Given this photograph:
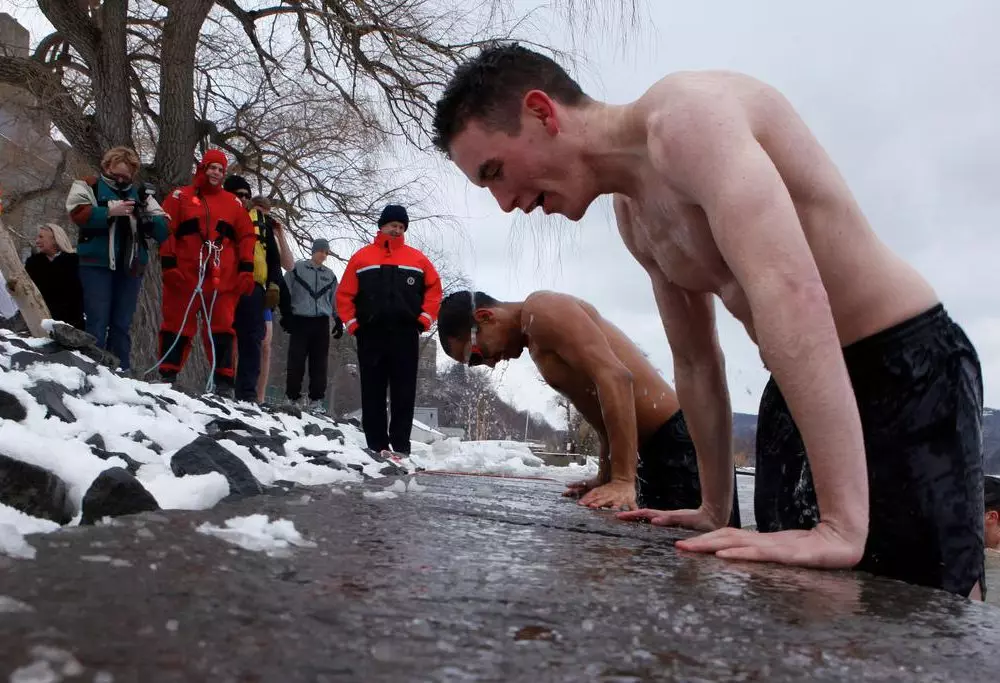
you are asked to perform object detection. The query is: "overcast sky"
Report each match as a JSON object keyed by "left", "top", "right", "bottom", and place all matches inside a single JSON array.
[
  {"left": 417, "top": 0, "right": 1000, "bottom": 428},
  {"left": 8, "top": 1, "right": 999, "bottom": 429}
]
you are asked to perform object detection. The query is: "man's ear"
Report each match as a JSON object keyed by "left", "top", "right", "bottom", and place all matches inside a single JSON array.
[
  {"left": 989, "top": 510, "right": 1000, "bottom": 524},
  {"left": 473, "top": 308, "right": 496, "bottom": 325},
  {"left": 523, "top": 90, "right": 559, "bottom": 135}
]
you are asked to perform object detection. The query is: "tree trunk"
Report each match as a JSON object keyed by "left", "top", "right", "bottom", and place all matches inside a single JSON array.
[
  {"left": 0, "top": 216, "right": 51, "bottom": 338},
  {"left": 156, "top": 1, "right": 216, "bottom": 187},
  {"left": 92, "top": 0, "right": 134, "bottom": 149}
]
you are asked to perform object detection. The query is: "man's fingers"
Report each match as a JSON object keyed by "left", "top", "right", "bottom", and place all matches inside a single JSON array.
[
  {"left": 616, "top": 508, "right": 662, "bottom": 522},
  {"left": 675, "top": 528, "right": 756, "bottom": 552}
]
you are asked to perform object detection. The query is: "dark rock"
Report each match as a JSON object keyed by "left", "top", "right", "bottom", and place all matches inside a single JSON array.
[
  {"left": 76, "top": 344, "right": 120, "bottom": 370},
  {"left": 196, "top": 395, "right": 230, "bottom": 412},
  {"left": 378, "top": 462, "right": 407, "bottom": 477},
  {"left": 299, "top": 448, "right": 332, "bottom": 459},
  {"left": 0, "top": 389, "right": 27, "bottom": 422},
  {"left": 210, "top": 431, "right": 286, "bottom": 458},
  {"left": 49, "top": 323, "right": 96, "bottom": 350},
  {"left": 136, "top": 389, "right": 177, "bottom": 407},
  {"left": 346, "top": 463, "right": 372, "bottom": 480},
  {"left": 7, "top": 338, "right": 61, "bottom": 355},
  {"left": 307, "top": 456, "right": 345, "bottom": 470},
  {"left": 0, "top": 453, "right": 74, "bottom": 524},
  {"left": 170, "top": 436, "right": 263, "bottom": 498},
  {"left": 344, "top": 417, "right": 361, "bottom": 428},
  {"left": 80, "top": 468, "right": 159, "bottom": 525},
  {"left": 205, "top": 417, "right": 265, "bottom": 436},
  {"left": 84, "top": 434, "right": 106, "bottom": 451},
  {"left": 127, "top": 431, "right": 162, "bottom": 454},
  {"left": 90, "top": 447, "right": 143, "bottom": 476},
  {"left": 25, "top": 381, "right": 76, "bottom": 423},
  {"left": 303, "top": 423, "right": 322, "bottom": 437},
  {"left": 9, "top": 350, "right": 45, "bottom": 369},
  {"left": 321, "top": 428, "right": 345, "bottom": 443},
  {"left": 277, "top": 404, "right": 302, "bottom": 418},
  {"left": 42, "top": 350, "right": 99, "bottom": 376},
  {"left": 247, "top": 446, "right": 270, "bottom": 463}
]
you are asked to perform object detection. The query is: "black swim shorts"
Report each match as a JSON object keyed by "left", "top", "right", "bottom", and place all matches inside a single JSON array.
[
  {"left": 754, "top": 304, "right": 985, "bottom": 597},
  {"left": 637, "top": 410, "right": 742, "bottom": 528}
]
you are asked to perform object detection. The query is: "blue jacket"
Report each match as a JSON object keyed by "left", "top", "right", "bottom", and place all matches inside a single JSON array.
[{"left": 66, "top": 175, "right": 169, "bottom": 272}]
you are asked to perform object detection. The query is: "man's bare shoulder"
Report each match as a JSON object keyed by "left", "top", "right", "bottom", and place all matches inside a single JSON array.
[
  {"left": 523, "top": 291, "right": 600, "bottom": 339},
  {"left": 634, "top": 71, "right": 785, "bottom": 150}
]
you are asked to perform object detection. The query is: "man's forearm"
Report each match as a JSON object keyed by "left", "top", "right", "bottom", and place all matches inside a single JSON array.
[
  {"left": 674, "top": 352, "right": 733, "bottom": 525},
  {"left": 595, "top": 369, "right": 639, "bottom": 483},
  {"left": 753, "top": 288, "right": 868, "bottom": 539}
]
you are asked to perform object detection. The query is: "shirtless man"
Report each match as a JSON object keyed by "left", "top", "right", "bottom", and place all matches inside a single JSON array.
[
  {"left": 431, "top": 44, "right": 984, "bottom": 597},
  {"left": 437, "top": 288, "right": 741, "bottom": 524}
]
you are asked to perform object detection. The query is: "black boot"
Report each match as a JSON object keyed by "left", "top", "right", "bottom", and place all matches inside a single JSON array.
[{"left": 213, "top": 374, "right": 235, "bottom": 399}]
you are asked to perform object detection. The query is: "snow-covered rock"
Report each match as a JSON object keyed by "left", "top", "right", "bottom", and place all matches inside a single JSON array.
[{"left": 0, "top": 325, "right": 597, "bottom": 559}]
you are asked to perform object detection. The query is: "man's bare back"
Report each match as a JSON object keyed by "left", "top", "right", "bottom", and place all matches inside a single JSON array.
[
  {"left": 434, "top": 45, "right": 984, "bottom": 594},
  {"left": 437, "top": 289, "right": 700, "bottom": 511},
  {"left": 523, "top": 291, "right": 679, "bottom": 508},
  {"left": 614, "top": 71, "right": 937, "bottom": 347}
]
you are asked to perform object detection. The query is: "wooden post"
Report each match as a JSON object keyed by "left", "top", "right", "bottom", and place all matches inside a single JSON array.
[{"left": 0, "top": 214, "right": 51, "bottom": 338}]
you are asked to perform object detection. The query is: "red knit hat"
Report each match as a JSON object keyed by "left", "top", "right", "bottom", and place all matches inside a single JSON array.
[
  {"left": 194, "top": 149, "right": 228, "bottom": 193},
  {"left": 199, "top": 149, "right": 228, "bottom": 172}
]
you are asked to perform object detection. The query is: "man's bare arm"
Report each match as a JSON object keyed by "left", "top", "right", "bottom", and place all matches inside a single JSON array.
[
  {"left": 650, "top": 279, "right": 734, "bottom": 528},
  {"left": 654, "top": 86, "right": 868, "bottom": 564},
  {"left": 526, "top": 295, "right": 639, "bottom": 487}
]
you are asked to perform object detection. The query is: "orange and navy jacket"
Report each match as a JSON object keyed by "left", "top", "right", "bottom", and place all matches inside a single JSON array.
[
  {"left": 159, "top": 184, "right": 255, "bottom": 291},
  {"left": 336, "top": 232, "right": 442, "bottom": 335}
]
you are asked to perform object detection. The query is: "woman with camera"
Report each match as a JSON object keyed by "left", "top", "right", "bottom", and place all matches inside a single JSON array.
[{"left": 66, "top": 146, "right": 169, "bottom": 371}]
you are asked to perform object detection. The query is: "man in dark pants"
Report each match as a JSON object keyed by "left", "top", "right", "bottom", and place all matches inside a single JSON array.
[
  {"left": 281, "top": 238, "right": 344, "bottom": 411},
  {"left": 224, "top": 174, "right": 286, "bottom": 403},
  {"left": 336, "top": 205, "right": 442, "bottom": 456}
]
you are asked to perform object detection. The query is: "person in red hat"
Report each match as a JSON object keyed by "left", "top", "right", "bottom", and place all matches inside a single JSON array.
[{"left": 157, "top": 149, "right": 256, "bottom": 395}]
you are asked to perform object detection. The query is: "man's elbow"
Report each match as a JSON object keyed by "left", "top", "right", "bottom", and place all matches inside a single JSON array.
[{"left": 596, "top": 366, "right": 635, "bottom": 394}]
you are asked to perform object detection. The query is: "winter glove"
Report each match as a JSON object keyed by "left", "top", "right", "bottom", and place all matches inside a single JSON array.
[
  {"left": 332, "top": 316, "right": 344, "bottom": 339},
  {"left": 238, "top": 271, "right": 255, "bottom": 297},
  {"left": 263, "top": 283, "right": 280, "bottom": 310}
]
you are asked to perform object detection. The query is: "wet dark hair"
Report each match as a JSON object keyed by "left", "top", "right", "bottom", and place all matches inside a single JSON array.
[
  {"left": 437, "top": 290, "right": 500, "bottom": 356},
  {"left": 432, "top": 42, "right": 589, "bottom": 154}
]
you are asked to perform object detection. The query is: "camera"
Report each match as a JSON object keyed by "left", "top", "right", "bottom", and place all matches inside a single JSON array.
[{"left": 133, "top": 182, "right": 157, "bottom": 221}]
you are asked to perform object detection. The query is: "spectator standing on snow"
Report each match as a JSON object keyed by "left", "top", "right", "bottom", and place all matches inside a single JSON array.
[
  {"left": 251, "top": 195, "right": 295, "bottom": 403},
  {"left": 223, "top": 175, "right": 288, "bottom": 403},
  {"left": 66, "top": 146, "right": 169, "bottom": 370},
  {"left": 336, "top": 205, "right": 442, "bottom": 456},
  {"left": 157, "top": 150, "right": 256, "bottom": 396},
  {"left": 24, "top": 223, "right": 85, "bottom": 330},
  {"left": 281, "top": 238, "right": 343, "bottom": 411}
]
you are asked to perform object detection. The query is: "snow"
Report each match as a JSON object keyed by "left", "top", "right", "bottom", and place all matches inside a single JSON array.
[
  {"left": 196, "top": 514, "right": 316, "bottom": 557},
  {"left": 0, "top": 327, "right": 599, "bottom": 556},
  {"left": 410, "top": 439, "right": 597, "bottom": 483}
]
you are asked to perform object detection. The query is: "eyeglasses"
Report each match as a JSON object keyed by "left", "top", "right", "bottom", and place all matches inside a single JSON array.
[
  {"left": 236, "top": 191, "right": 251, "bottom": 199},
  {"left": 465, "top": 326, "right": 485, "bottom": 367}
]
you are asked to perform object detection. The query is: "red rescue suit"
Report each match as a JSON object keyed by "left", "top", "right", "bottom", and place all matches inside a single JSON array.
[{"left": 158, "top": 150, "right": 255, "bottom": 383}]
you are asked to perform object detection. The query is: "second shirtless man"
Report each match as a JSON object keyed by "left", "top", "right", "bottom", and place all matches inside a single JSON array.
[{"left": 437, "top": 288, "right": 740, "bottom": 526}]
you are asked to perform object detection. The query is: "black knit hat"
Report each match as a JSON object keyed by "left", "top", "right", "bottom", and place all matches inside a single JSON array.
[
  {"left": 378, "top": 204, "right": 409, "bottom": 230},
  {"left": 986, "top": 476, "right": 1000, "bottom": 510},
  {"left": 223, "top": 175, "right": 252, "bottom": 195}
]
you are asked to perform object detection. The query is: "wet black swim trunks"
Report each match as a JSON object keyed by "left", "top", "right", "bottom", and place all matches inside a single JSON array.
[
  {"left": 754, "top": 304, "right": 985, "bottom": 597},
  {"left": 637, "top": 410, "right": 742, "bottom": 528}
]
